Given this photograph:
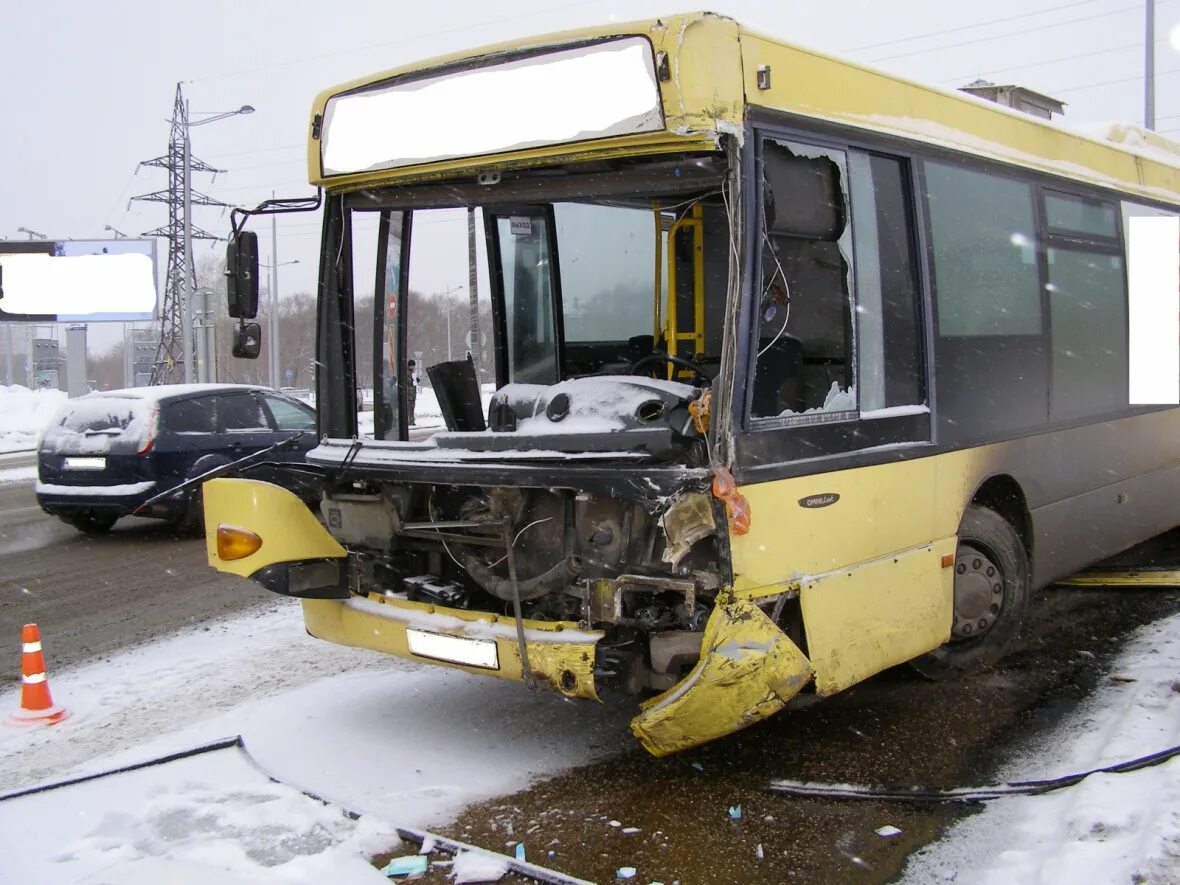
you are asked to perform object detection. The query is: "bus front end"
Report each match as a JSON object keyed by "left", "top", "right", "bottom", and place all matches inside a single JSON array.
[{"left": 206, "top": 13, "right": 818, "bottom": 756}]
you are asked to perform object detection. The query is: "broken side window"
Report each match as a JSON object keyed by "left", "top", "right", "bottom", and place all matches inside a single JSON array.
[{"left": 752, "top": 139, "right": 857, "bottom": 420}]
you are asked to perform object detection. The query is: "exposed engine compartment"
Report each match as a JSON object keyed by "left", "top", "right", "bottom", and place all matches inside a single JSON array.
[{"left": 313, "top": 375, "right": 730, "bottom": 693}]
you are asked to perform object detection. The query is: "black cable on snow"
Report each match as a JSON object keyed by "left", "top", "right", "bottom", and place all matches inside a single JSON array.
[
  {"left": 765, "top": 741, "right": 1180, "bottom": 803},
  {"left": 0, "top": 735, "right": 244, "bottom": 802}
]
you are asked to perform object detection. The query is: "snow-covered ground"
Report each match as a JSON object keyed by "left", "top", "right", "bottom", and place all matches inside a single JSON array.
[
  {"left": 901, "top": 611, "right": 1180, "bottom": 884},
  {"left": 0, "top": 601, "right": 632, "bottom": 883}
]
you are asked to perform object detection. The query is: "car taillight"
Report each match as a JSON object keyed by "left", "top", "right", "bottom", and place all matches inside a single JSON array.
[{"left": 138, "top": 405, "right": 159, "bottom": 455}]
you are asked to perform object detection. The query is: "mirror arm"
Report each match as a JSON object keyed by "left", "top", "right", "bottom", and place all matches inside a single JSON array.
[{"left": 230, "top": 189, "right": 323, "bottom": 237}]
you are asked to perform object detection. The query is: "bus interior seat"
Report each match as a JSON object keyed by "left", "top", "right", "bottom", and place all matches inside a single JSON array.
[
  {"left": 753, "top": 334, "right": 805, "bottom": 415},
  {"left": 760, "top": 143, "right": 853, "bottom": 412},
  {"left": 427, "top": 354, "right": 486, "bottom": 432}
]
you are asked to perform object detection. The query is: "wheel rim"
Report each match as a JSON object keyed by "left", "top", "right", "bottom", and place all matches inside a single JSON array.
[{"left": 950, "top": 543, "right": 1004, "bottom": 641}]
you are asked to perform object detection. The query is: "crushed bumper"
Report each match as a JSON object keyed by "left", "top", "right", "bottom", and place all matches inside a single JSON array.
[{"left": 630, "top": 596, "right": 813, "bottom": 756}]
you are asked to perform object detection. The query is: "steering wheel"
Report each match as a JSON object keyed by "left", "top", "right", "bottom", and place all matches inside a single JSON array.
[{"left": 629, "top": 351, "right": 711, "bottom": 383}]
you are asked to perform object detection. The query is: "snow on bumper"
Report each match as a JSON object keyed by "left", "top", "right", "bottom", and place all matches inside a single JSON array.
[
  {"left": 34, "top": 480, "right": 156, "bottom": 498},
  {"left": 301, "top": 595, "right": 604, "bottom": 701}
]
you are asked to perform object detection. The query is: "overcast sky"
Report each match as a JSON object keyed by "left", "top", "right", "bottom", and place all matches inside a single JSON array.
[{"left": 2, "top": 0, "right": 1178, "bottom": 352}]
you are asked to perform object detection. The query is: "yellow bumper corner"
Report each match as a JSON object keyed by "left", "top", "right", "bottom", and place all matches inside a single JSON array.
[
  {"left": 204, "top": 477, "right": 344, "bottom": 576},
  {"left": 630, "top": 596, "right": 813, "bottom": 756}
]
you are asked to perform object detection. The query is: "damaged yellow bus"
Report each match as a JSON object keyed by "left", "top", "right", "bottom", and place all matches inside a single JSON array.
[{"left": 206, "top": 13, "right": 1180, "bottom": 756}]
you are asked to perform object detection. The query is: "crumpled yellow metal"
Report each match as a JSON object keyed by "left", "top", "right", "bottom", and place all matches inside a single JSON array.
[{"left": 630, "top": 596, "right": 813, "bottom": 756}]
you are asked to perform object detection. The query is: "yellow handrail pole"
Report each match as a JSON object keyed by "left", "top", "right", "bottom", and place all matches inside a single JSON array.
[
  {"left": 690, "top": 204, "right": 705, "bottom": 358},
  {"left": 653, "top": 203, "right": 663, "bottom": 341}
]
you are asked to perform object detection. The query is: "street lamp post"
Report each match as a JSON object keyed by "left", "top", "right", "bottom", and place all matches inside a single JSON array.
[
  {"left": 104, "top": 225, "right": 127, "bottom": 239},
  {"left": 16, "top": 227, "right": 47, "bottom": 240},
  {"left": 181, "top": 101, "right": 254, "bottom": 384},
  {"left": 260, "top": 258, "right": 299, "bottom": 387},
  {"left": 443, "top": 283, "right": 464, "bottom": 362}
]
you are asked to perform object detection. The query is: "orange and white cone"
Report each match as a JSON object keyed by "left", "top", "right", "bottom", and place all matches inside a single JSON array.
[{"left": 8, "top": 624, "right": 68, "bottom": 726}]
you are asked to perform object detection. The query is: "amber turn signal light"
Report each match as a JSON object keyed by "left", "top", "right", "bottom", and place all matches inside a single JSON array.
[
  {"left": 711, "top": 467, "right": 752, "bottom": 536},
  {"left": 217, "top": 525, "right": 263, "bottom": 561}
]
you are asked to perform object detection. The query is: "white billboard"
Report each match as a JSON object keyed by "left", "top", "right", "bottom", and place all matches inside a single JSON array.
[{"left": 0, "top": 238, "right": 158, "bottom": 322}]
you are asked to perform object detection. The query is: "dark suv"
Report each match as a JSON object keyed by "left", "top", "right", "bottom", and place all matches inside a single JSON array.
[{"left": 35, "top": 384, "right": 318, "bottom": 533}]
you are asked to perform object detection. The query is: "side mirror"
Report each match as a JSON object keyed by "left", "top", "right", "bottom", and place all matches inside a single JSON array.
[
  {"left": 226, "top": 231, "right": 259, "bottom": 319},
  {"left": 232, "top": 322, "right": 262, "bottom": 359}
]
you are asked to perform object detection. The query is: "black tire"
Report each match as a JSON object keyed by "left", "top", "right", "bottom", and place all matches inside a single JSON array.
[
  {"left": 62, "top": 512, "right": 118, "bottom": 534},
  {"left": 911, "top": 505, "right": 1030, "bottom": 679},
  {"left": 174, "top": 483, "right": 205, "bottom": 536}
]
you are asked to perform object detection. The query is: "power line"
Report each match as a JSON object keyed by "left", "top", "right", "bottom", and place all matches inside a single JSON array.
[
  {"left": 939, "top": 40, "right": 1146, "bottom": 84},
  {"left": 867, "top": 2, "right": 1172, "bottom": 64},
  {"left": 101, "top": 165, "right": 145, "bottom": 230},
  {"left": 203, "top": 142, "right": 304, "bottom": 161},
  {"left": 844, "top": 0, "right": 1103, "bottom": 52},
  {"left": 1049, "top": 66, "right": 1180, "bottom": 95}
]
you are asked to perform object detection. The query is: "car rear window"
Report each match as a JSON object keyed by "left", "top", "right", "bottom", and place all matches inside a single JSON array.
[
  {"left": 56, "top": 397, "right": 141, "bottom": 434},
  {"left": 41, "top": 395, "right": 155, "bottom": 454}
]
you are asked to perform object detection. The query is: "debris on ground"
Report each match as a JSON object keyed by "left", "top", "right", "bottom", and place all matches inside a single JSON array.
[
  {"left": 381, "top": 854, "right": 429, "bottom": 877},
  {"left": 875, "top": 825, "right": 902, "bottom": 838},
  {"left": 451, "top": 848, "right": 511, "bottom": 884},
  {"left": 728, "top": 804, "right": 742, "bottom": 820}
]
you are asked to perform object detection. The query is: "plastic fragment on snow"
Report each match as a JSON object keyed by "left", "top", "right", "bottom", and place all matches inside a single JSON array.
[
  {"left": 691, "top": 762, "right": 705, "bottom": 771},
  {"left": 609, "top": 819, "right": 622, "bottom": 827},
  {"left": 616, "top": 867, "right": 638, "bottom": 879},
  {"left": 515, "top": 842, "right": 526, "bottom": 861},
  {"left": 728, "top": 804, "right": 742, "bottom": 820},
  {"left": 622, "top": 826, "right": 641, "bottom": 834},
  {"left": 875, "top": 825, "right": 902, "bottom": 838},
  {"left": 381, "top": 854, "right": 429, "bottom": 877},
  {"left": 452, "top": 849, "right": 511, "bottom": 884},
  {"left": 419, "top": 834, "right": 436, "bottom": 854},
  {"left": 756, "top": 843, "right": 764, "bottom": 860}
]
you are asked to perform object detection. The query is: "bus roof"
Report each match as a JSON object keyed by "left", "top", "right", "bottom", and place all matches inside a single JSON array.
[{"left": 307, "top": 11, "right": 1180, "bottom": 204}]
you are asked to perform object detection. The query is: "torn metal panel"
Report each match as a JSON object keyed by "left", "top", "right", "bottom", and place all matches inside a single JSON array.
[
  {"left": 660, "top": 492, "right": 716, "bottom": 567},
  {"left": 630, "top": 595, "right": 812, "bottom": 756}
]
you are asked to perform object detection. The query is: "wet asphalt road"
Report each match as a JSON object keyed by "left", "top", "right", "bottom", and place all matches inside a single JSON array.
[
  {"left": 428, "top": 560, "right": 1180, "bottom": 884},
  {"left": 0, "top": 473, "right": 271, "bottom": 683},
  {"left": 3, "top": 467, "right": 1179, "bottom": 883}
]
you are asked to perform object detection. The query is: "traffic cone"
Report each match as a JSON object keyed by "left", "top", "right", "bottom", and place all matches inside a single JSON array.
[{"left": 8, "top": 624, "right": 68, "bottom": 726}]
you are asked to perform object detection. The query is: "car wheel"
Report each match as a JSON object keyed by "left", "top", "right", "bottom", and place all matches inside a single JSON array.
[
  {"left": 175, "top": 483, "right": 205, "bottom": 537},
  {"left": 910, "top": 505, "right": 1030, "bottom": 679},
  {"left": 64, "top": 512, "right": 118, "bottom": 534}
]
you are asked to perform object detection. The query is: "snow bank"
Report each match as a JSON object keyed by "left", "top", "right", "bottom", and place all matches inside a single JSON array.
[
  {"left": 0, "top": 385, "right": 67, "bottom": 453},
  {"left": 902, "top": 611, "right": 1180, "bottom": 884}
]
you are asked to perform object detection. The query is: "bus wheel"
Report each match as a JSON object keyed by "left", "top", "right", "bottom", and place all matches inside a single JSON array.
[{"left": 911, "top": 505, "right": 1029, "bottom": 679}]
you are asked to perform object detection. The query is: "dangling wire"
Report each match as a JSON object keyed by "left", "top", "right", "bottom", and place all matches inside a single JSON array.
[{"left": 756, "top": 228, "right": 792, "bottom": 359}]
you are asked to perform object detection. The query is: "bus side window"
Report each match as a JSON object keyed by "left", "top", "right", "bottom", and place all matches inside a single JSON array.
[
  {"left": 848, "top": 153, "right": 924, "bottom": 412},
  {"left": 753, "top": 139, "right": 856, "bottom": 419}
]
